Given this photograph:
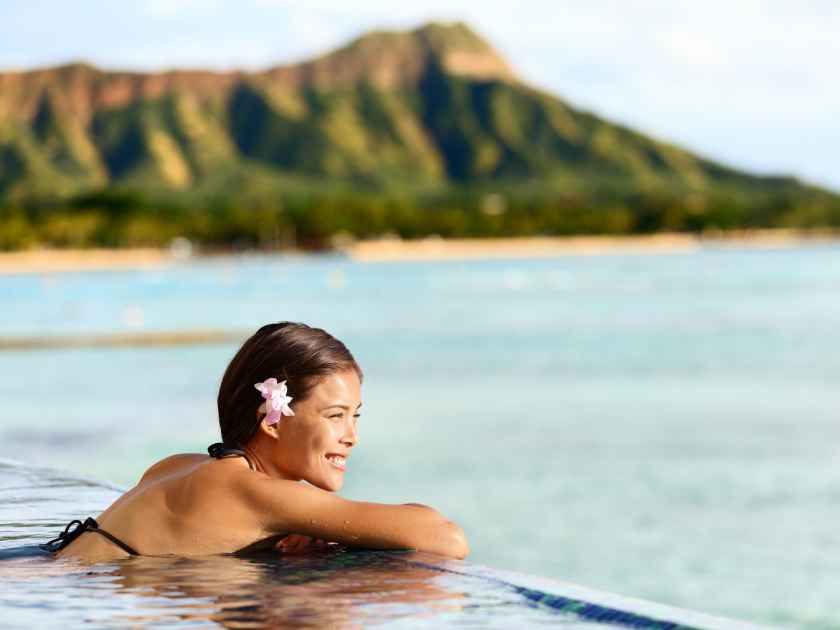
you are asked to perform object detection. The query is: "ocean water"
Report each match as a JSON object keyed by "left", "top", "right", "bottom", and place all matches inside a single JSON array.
[{"left": 1, "top": 244, "right": 839, "bottom": 628}]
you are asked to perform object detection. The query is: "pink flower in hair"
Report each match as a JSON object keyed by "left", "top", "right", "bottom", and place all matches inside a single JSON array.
[{"left": 254, "top": 378, "right": 295, "bottom": 425}]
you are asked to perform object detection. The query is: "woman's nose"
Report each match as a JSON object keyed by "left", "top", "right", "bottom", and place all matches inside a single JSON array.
[{"left": 341, "top": 418, "right": 359, "bottom": 447}]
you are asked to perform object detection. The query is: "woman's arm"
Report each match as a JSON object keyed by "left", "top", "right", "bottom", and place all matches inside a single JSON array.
[{"left": 240, "top": 477, "right": 469, "bottom": 559}]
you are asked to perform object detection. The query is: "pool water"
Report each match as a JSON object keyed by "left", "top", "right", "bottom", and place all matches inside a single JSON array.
[{"left": 0, "top": 459, "right": 761, "bottom": 629}]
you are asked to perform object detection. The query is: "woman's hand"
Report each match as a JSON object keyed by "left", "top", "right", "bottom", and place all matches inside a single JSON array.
[{"left": 274, "top": 534, "right": 335, "bottom": 554}]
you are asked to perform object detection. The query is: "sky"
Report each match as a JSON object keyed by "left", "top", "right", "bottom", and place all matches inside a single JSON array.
[{"left": 2, "top": 1, "right": 838, "bottom": 191}]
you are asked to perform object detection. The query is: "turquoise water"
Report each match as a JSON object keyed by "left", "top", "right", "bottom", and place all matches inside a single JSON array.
[{"left": 1, "top": 245, "right": 839, "bottom": 627}]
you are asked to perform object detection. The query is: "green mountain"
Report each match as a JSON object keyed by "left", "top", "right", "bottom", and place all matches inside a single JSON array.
[{"left": 0, "top": 21, "right": 837, "bottom": 248}]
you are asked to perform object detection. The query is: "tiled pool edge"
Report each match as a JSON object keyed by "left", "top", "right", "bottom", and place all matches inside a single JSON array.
[{"left": 398, "top": 553, "right": 774, "bottom": 630}]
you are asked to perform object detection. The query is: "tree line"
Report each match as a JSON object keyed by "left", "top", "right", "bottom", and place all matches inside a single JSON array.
[{"left": 2, "top": 186, "right": 839, "bottom": 251}]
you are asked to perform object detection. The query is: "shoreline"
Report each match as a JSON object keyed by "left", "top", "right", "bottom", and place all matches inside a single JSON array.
[
  {"left": 0, "top": 230, "right": 836, "bottom": 274},
  {"left": 0, "top": 329, "right": 248, "bottom": 351},
  {"left": 0, "top": 247, "right": 175, "bottom": 276},
  {"left": 345, "top": 229, "right": 838, "bottom": 262}
]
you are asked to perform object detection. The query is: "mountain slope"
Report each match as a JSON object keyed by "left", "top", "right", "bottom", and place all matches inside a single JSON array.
[{"left": 0, "top": 21, "right": 837, "bottom": 248}]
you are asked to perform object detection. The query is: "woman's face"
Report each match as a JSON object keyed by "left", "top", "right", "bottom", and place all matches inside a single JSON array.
[{"left": 271, "top": 369, "right": 362, "bottom": 492}]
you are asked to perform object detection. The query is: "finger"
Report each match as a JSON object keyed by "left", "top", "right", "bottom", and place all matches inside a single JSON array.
[
  {"left": 277, "top": 534, "right": 304, "bottom": 553},
  {"left": 291, "top": 535, "right": 314, "bottom": 553},
  {"left": 287, "top": 543, "right": 310, "bottom": 554}
]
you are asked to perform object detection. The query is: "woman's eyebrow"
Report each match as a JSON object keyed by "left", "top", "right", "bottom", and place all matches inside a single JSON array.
[{"left": 321, "top": 402, "right": 363, "bottom": 411}]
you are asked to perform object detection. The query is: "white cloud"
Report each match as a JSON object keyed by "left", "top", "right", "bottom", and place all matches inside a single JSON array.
[{"left": 140, "top": 0, "right": 221, "bottom": 17}]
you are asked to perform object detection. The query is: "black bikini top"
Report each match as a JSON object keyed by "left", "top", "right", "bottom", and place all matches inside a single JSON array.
[
  {"left": 207, "top": 442, "right": 257, "bottom": 471},
  {"left": 41, "top": 445, "right": 257, "bottom": 557}
]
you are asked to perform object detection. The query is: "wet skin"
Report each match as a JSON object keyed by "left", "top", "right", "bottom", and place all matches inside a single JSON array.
[{"left": 56, "top": 370, "right": 469, "bottom": 563}]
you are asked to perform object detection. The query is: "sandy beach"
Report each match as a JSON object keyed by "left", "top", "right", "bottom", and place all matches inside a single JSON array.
[
  {"left": 0, "top": 247, "right": 175, "bottom": 276},
  {"left": 0, "top": 230, "right": 836, "bottom": 275},
  {"left": 343, "top": 229, "right": 838, "bottom": 262},
  {"left": 0, "top": 329, "right": 248, "bottom": 351}
]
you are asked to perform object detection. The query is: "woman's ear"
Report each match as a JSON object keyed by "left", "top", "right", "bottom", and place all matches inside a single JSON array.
[
  {"left": 255, "top": 416, "right": 282, "bottom": 439},
  {"left": 255, "top": 406, "right": 274, "bottom": 431}
]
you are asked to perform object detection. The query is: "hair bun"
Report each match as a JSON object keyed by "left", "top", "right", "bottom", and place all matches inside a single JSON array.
[{"left": 207, "top": 442, "right": 226, "bottom": 458}]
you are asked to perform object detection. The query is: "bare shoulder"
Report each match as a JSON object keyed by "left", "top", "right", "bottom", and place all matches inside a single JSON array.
[{"left": 137, "top": 453, "right": 207, "bottom": 485}]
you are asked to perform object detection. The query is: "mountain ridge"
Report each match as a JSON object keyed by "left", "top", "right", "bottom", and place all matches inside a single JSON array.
[
  {"left": 0, "top": 22, "right": 515, "bottom": 124},
  {"left": 0, "top": 21, "right": 837, "bottom": 249}
]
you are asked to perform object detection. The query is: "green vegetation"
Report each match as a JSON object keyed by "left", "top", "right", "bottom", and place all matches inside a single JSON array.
[
  {"left": 3, "top": 179, "right": 838, "bottom": 251},
  {"left": 1, "top": 22, "right": 838, "bottom": 250}
]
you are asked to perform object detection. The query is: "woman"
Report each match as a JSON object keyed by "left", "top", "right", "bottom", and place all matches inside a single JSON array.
[{"left": 44, "top": 322, "right": 469, "bottom": 563}]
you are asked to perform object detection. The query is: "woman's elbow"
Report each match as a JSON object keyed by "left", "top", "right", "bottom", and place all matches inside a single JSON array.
[
  {"left": 402, "top": 505, "right": 470, "bottom": 559},
  {"left": 441, "top": 521, "right": 469, "bottom": 560}
]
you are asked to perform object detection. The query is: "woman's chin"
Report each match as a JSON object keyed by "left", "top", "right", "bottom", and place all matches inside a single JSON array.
[
  {"left": 310, "top": 475, "right": 343, "bottom": 492},
  {"left": 325, "top": 479, "right": 344, "bottom": 492}
]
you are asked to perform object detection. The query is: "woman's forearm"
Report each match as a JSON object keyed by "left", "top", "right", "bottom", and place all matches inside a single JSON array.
[{"left": 248, "top": 479, "right": 470, "bottom": 559}]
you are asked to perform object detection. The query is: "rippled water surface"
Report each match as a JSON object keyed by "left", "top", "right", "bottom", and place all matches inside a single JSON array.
[
  {"left": 0, "top": 460, "right": 664, "bottom": 629},
  {"left": 2, "top": 245, "right": 839, "bottom": 628}
]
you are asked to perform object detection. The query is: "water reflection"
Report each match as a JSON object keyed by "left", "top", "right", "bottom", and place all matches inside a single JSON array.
[
  {"left": 103, "top": 550, "right": 464, "bottom": 628},
  {"left": 1, "top": 547, "right": 603, "bottom": 628}
]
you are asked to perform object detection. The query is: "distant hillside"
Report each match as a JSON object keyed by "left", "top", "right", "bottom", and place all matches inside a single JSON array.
[{"left": 0, "top": 21, "right": 838, "bottom": 249}]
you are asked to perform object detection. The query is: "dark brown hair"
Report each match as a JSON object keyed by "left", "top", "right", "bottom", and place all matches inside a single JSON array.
[{"left": 217, "top": 322, "right": 362, "bottom": 447}]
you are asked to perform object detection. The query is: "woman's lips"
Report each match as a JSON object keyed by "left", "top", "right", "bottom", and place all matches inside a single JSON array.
[{"left": 325, "top": 454, "right": 346, "bottom": 471}]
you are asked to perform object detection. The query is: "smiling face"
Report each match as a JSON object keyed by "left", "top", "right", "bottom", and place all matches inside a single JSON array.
[{"left": 262, "top": 369, "right": 362, "bottom": 492}]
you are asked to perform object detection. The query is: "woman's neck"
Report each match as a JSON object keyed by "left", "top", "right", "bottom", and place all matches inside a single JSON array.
[{"left": 242, "top": 444, "right": 300, "bottom": 482}]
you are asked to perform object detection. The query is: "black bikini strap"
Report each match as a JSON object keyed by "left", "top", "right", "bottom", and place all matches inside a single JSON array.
[
  {"left": 40, "top": 517, "right": 139, "bottom": 556},
  {"left": 208, "top": 442, "right": 256, "bottom": 471},
  {"left": 83, "top": 518, "right": 140, "bottom": 556},
  {"left": 40, "top": 518, "right": 86, "bottom": 553}
]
